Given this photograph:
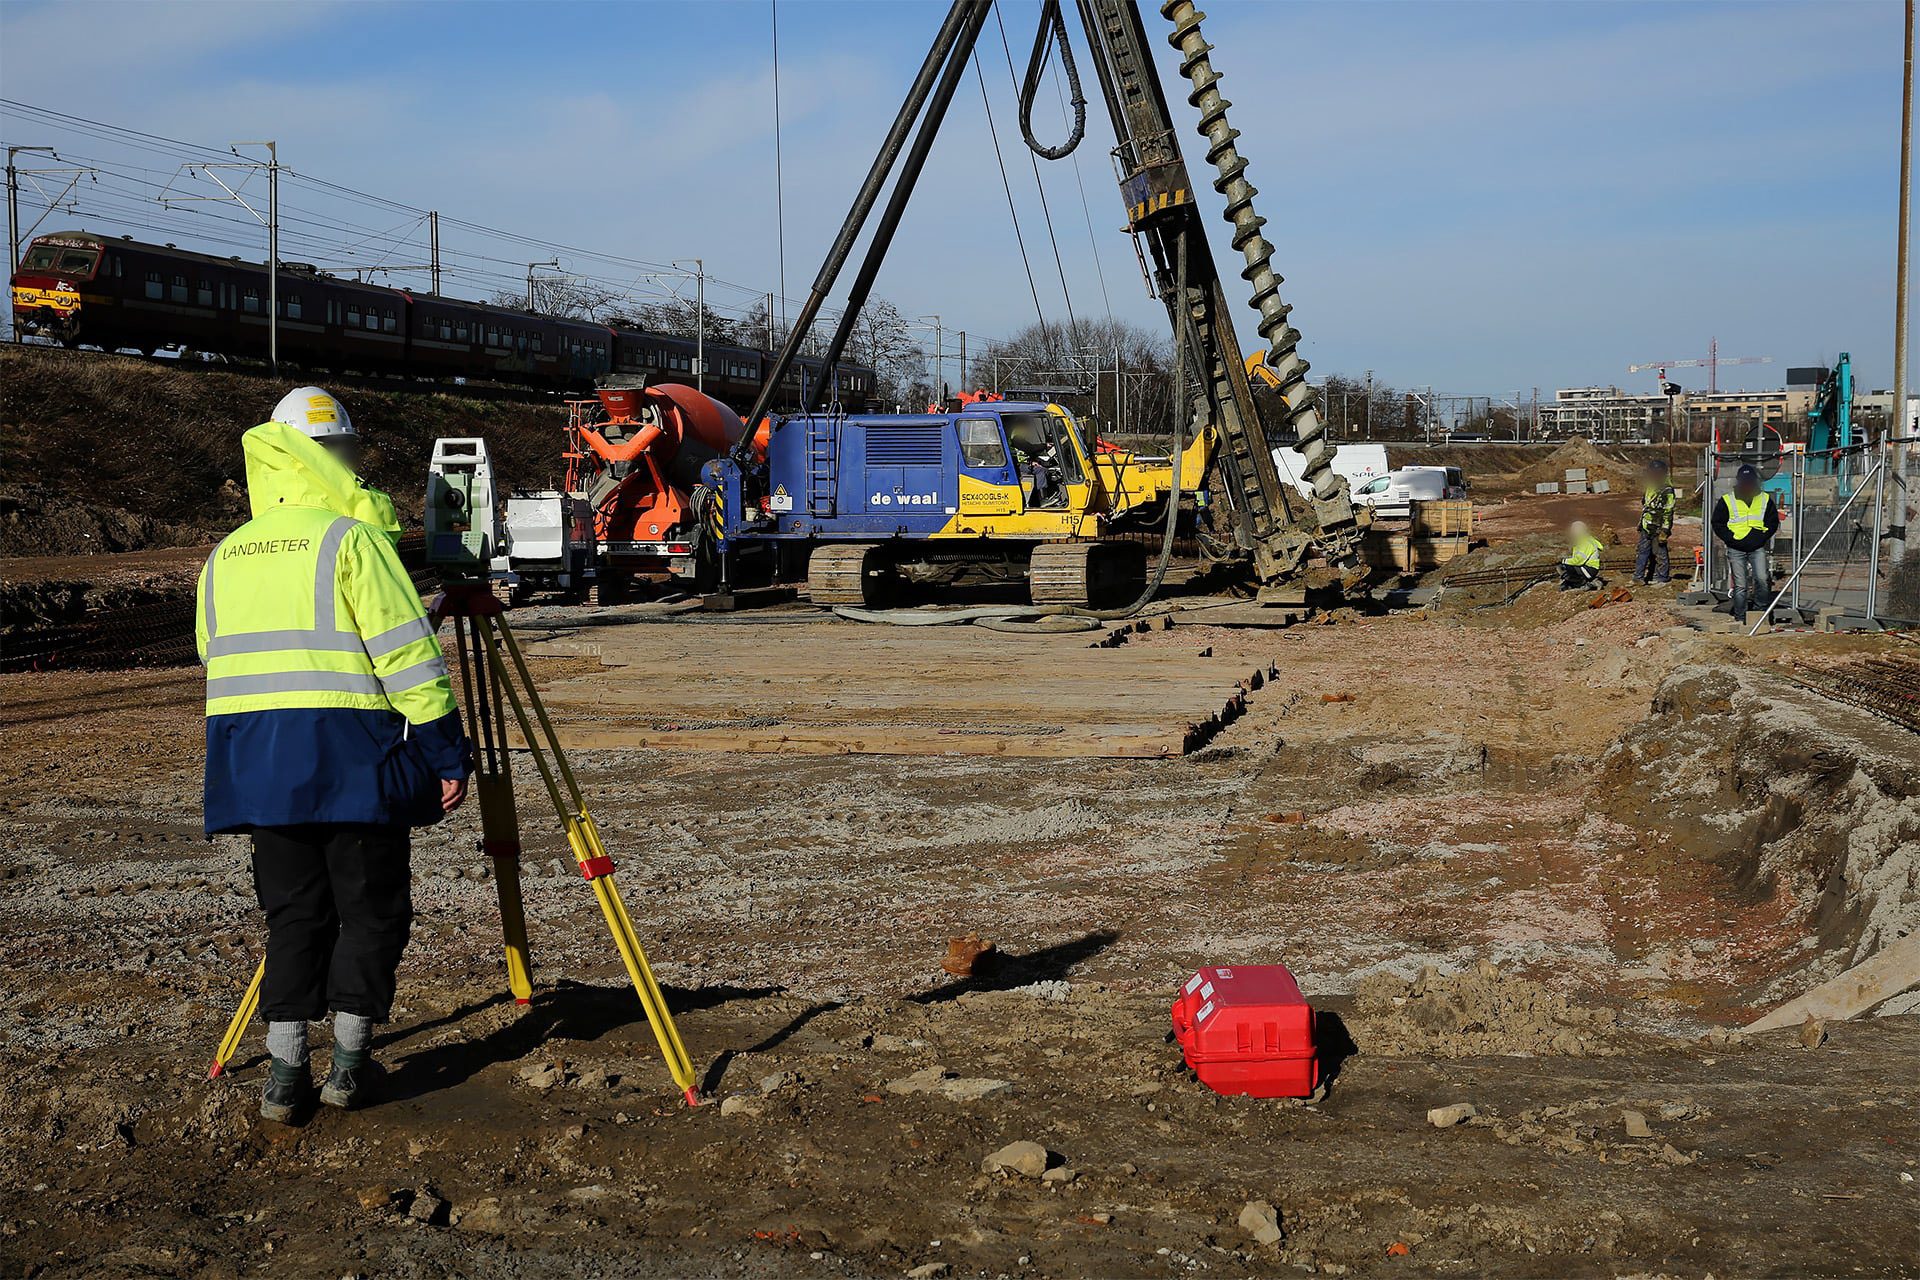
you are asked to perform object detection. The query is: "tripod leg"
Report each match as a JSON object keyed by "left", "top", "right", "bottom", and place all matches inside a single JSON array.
[
  {"left": 479, "top": 776, "right": 533, "bottom": 1004},
  {"left": 457, "top": 613, "right": 534, "bottom": 1004},
  {"left": 480, "top": 614, "right": 702, "bottom": 1104},
  {"left": 209, "top": 959, "right": 264, "bottom": 1079}
]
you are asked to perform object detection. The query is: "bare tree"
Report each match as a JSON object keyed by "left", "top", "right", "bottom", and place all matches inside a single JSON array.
[{"left": 489, "top": 277, "right": 624, "bottom": 321}]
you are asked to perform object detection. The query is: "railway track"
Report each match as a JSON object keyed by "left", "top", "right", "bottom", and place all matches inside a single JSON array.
[{"left": 14, "top": 342, "right": 567, "bottom": 406}]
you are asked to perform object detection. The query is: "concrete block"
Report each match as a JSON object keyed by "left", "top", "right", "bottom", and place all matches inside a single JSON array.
[
  {"left": 1676, "top": 591, "right": 1716, "bottom": 606},
  {"left": 1564, "top": 468, "right": 1588, "bottom": 482},
  {"left": 1592, "top": 479, "right": 1610, "bottom": 494},
  {"left": 1565, "top": 481, "right": 1589, "bottom": 494},
  {"left": 1535, "top": 482, "right": 1560, "bottom": 495}
]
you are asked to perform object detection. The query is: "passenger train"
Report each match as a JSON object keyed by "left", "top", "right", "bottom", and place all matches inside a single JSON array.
[{"left": 9, "top": 231, "right": 875, "bottom": 407}]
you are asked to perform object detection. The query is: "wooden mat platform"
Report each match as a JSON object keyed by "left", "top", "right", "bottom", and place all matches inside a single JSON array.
[{"left": 519, "top": 618, "right": 1272, "bottom": 758}]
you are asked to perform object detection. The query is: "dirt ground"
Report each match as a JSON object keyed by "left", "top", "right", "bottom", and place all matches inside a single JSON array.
[{"left": 4, "top": 537, "right": 1918, "bottom": 1278}]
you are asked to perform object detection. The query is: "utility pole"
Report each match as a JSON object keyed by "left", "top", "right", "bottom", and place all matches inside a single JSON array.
[
  {"left": 234, "top": 142, "right": 280, "bottom": 376},
  {"left": 1894, "top": 0, "right": 1914, "bottom": 573},
  {"left": 672, "top": 258, "right": 706, "bottom": 393},
  {"left": 766, "top": 292, "right": 776, "bottom": 352},
  {"left": 957, "top": 330, "right": 966, "bottom": 393},
  {"left": 919, "top": 314, "right": 942, "bottom": 402},
  {"left": 1364, "top": 369, "right": 1374, "bottom": 440},
  {"left": 5, "top": 145, "right": 56, "bottom": 343},
  {"left": 429, "top": 210, "right": 441, "bottom": 295},
  {"left": 526, "top": 259, "right": 559, "bottom": 311}
]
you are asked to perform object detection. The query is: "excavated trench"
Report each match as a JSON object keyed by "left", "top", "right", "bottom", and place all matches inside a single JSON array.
[{"left": 1599, "top": 662, "right": 1920, "bottom": 1008}]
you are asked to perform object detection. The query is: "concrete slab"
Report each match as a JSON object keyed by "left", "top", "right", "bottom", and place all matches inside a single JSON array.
[
  {"left": 1564, "top": 468, "right": 1588, "bottom": 482},
  {"left": 1535, "top": 482, "right": 1561, "bottom": 495},
  {"left": 1565, "top": 481, "right": 1589, "bottom": 495},
  {"left": 1747, "top": 935, "right": 1920, "bottom": 1033},
  {"left": 1592, "top": 479, "right": 1610, "bottom": 494}
]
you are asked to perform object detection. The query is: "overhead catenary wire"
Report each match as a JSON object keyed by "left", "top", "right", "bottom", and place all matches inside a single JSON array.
[{"left": 970, "top": 50, "right": 1049, "bottom": 334}]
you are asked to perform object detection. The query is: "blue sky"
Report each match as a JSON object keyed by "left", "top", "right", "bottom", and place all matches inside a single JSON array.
[{"left": 1, "top": 0, "right": 1910, "bottom": 395}]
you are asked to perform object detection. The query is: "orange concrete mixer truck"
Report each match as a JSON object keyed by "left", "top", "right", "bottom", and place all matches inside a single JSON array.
[{"left": 500, "top": 377, "right": 749, "bottom": 603}]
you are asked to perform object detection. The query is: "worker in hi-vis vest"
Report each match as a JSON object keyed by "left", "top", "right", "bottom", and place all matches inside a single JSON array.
[
  {"left": 1711, "top": 462, "right": 1780, "bottom": 624},
  {"left": 1633, "top": 458, "right": 1678, "bottom": 585},
  {"left": 196, "top": 387, "right": 471, "bottom": 1123},
  {"left": 1558, "top": 520, "right": 1606, "bottom": 591}
]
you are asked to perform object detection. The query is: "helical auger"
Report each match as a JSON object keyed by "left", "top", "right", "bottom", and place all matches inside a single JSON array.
[{"left": 1160, "top": 1, "right": 1352, "bottom": 530}]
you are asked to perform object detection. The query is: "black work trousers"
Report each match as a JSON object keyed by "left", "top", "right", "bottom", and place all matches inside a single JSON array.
[{"left": 250, "top": 824, "right": 414, "bottom": 1023}]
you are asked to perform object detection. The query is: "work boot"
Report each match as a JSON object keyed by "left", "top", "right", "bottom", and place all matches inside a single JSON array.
[
  {"left": 320, "top": 1047, "right": 381, "bottom": 1110},
  {"left": 260, "top": 1056, "right": 310, "bottom": 1123}
]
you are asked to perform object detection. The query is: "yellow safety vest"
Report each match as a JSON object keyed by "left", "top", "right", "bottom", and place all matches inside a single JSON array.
[
  {"left": 196, "top": 423, "right": 454, "bottom": 726},
  {"left": 1722, "top": 492, "right": 1769, "bottom": 540},
  {"left": 1564, "top": 535, "right": 1604, "bottom": 571}
]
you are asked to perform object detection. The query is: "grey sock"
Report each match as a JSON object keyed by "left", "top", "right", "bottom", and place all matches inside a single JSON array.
[
  {"left": 331, "top": 1011, "right": 373, "bottom": 1054},
  {"left": 266, "top": 1020, "right": 310, "bottom": 1065}
]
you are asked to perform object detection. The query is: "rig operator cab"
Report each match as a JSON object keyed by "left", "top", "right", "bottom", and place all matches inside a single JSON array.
[{"left": 708, "top": 400, "right": 1210, "bottom": 608}]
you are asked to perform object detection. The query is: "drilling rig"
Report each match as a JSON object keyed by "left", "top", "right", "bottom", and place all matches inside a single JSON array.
[{"left": 721, "top": 0, "right": 1364, "bottom": 608}]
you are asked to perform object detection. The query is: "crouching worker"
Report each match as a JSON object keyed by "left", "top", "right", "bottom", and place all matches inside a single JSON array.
[
  {"left": 196, "top": 387, "right": 472, "bottom": 1122},
  {"left": 1558, "top": 520, "right": 1606, "bottom": 591}
]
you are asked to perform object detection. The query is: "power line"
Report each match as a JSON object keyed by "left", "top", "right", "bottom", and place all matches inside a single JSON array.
[
  {"left": 970, "top": 50, "right": 1049, "bottom": 333},
  {"left": 994, "top": 4, "right": 1077, "bottom": 335}
]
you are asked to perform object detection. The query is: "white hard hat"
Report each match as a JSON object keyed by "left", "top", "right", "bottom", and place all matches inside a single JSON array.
[{"left": 271, "top": 386, "right": 356, "bottom": 440}]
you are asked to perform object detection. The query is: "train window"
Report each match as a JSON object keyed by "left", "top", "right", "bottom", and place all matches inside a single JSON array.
[
  {"left": 485, "top": 326, "right": 498, "bottom": 346},
  {"left": 346, "top": 303, "right": 362, "bottom": 327},
  {"left": 383, "top": 309, "right": 397, "bottom": 333},
  {"left": 145, "top": 272, "right": 163, "bottom": 300},
  {"left": 456, "top": 320, "right": 469, "bottom": 341},
  {"left": 112, "top": 256, "right": 123, "bottom": 277},
  {"left": 170, "top": 274, "right": 188, "bottom": 303},
  {"left": 366, "top": 310, "right": 380, "bottom": 331},
  {"left": 532, "top": 334, "right": 544, "bottom": 353},
  {"left": 284, "top": 294, "right": 302, "bottom": 320},
  {"left": 243, "top": 287, "right": 261, "bottom": 314},
  {"left": 197, "top": 280, "right": 213, "bottom": 307}
]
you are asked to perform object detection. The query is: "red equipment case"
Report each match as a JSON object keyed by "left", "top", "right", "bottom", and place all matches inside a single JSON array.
[{"left": 1171, "top": 964, "right": 1319, "bottom": 1098}]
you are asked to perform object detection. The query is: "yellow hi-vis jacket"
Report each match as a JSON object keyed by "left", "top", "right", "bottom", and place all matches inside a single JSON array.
[
  {"left": 1563, "top": 534, "right": 1604, "bottom": 572},
  {"left": 196, "top": 423, "right": 469, "bottom": 833},
  {"left": 1722, "top": 492, "right": 1769, "bottom": 539}
]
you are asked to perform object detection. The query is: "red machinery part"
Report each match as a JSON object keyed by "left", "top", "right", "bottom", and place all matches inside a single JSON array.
[
  {"left": 1171, "top": 964, "right": 1319, "bottom": 1098},
  {"left": 576, "top": 383, "right": 744, "bottom": 552}
]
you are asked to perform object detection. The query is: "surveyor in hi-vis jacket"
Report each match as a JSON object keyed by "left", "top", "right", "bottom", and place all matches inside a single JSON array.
[{"left": 196, "top": 387, "right": 472, "bottom": 1122}]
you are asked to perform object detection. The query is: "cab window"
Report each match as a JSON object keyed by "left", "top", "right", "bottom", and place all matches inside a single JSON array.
[{"left": 957, "top": 417, "right": 1007, "bottom": 468}]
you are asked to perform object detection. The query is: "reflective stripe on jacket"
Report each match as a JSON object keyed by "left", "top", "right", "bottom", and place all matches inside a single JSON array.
[
  {"left": 1722, "top": 492, "right": 1768, "bottom": 539},
  {"left": 1563, "top": 534, "right": 1604, "bottom": 571},
  {"left": 1640, "top": 483, "right": 1676, "bottom": 533},
  {"left": 197, "top": 423, "right": 469, "bottom": 833}
]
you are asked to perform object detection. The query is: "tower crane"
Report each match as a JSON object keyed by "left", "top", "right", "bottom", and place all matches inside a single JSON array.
[{"left": 1628, "top": 338, "right": 1772, "bottom": 393}]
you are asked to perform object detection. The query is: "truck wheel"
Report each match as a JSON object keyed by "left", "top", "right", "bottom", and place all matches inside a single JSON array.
[
  {"left": 1029, "top": 541, "right": 1147, "bottom": 608},
  {"left": 807, "top": 544, "right": 892, "bottom": 607}
]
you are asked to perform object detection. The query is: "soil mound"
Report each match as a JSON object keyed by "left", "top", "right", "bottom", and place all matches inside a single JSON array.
[
  {"left": 0, "top": 346, "right": 567, "bottom": 556},
  {"left": 1515, "top": 436, "right": 1637, "bottom": 489},
  {"left": 1349, "top": 962, "right": 1629, "bottom": 1057}
]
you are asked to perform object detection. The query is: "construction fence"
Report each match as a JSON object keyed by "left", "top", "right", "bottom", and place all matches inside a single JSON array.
[{"left": 1700, "top": 434, "right": 1920, "bottom": 629}]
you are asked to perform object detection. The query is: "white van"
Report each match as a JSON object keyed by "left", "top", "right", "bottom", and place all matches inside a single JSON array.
[
  {"left": 1270, "top": 443, "right": 1390, "bottom": 501},
  {"left": 1350, "top": 465, "right": 1467, "bottom": 519}
]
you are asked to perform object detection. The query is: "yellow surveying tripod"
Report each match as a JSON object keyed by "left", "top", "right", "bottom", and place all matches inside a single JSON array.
[{"left": 208, "top": 581, "right": 701, "bottom": 1106}]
